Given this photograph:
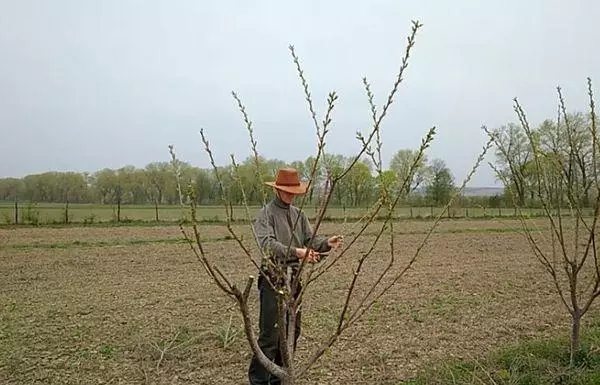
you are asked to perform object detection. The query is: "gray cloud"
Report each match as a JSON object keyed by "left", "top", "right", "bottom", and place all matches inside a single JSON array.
[{"left": 1, "top": 0, "right": 598, "bottom": 186}]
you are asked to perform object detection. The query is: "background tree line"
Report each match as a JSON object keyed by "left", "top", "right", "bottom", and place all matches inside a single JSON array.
[
  {"left": 491, "top": 110, "right": 599, "bottom": 208},
  {"left": 0, "top": 151, "right": 473, "bottom": 208},
  {"left": 5, "top": 106, "right": 594, "bottom": 211}
]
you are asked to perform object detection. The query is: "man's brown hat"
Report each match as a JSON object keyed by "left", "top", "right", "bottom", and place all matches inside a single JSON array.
[{"left": 265, "top": 168, "right": 308, "bottom": 195}]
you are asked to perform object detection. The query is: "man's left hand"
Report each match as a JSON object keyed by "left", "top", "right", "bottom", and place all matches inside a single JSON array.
[{"left": 327, "top": 235, "right": 343, "bottom": 249}]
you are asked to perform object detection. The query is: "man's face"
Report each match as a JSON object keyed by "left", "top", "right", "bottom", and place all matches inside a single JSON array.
[{"left": 275, "top": 188, "right": 296, "bottom": 204}]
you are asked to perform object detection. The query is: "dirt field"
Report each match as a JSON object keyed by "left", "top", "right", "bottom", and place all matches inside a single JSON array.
[{"left": 1, "top": 219, "right": 597, "bottom": 384}]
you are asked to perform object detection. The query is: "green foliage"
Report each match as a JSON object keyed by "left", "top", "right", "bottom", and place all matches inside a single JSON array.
[
  {"left": 1, "top": 151, "right": 504, "bottom": 210},
  {"left": 390, "top": 148, "right": 430, "bottom": 193},
  {"left": 22, "top": 203, "right": 40, "bottom": 225},
  {"left": 425, "top": 159, "right": 455, "bottom": 205},
  {"left": 0, "top": 210, "right": 11, "bottom": 224},
  {"left": 213, "top": 313, "right": 241, "bottom": 350},
  {"left": 490, "top": 109, "right": 597, "bottom": 208},
  {"left": 99, "top": 344, "right": 116, "bottom": 360},
  {"left": 404, "top": 322, "right": 600, "bottom": 385}
]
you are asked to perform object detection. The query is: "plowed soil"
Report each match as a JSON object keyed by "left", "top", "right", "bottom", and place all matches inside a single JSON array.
[{"left": 1, "top": 219, "right": 597, "bottom": 384}]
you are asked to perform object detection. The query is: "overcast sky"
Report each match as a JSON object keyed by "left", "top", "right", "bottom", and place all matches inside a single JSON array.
[{"left": 0, "top": 0, "right": 598, "bottom": 186}]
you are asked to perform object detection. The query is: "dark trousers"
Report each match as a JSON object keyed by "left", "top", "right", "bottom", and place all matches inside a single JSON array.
[{"left": 248, "top": 273, "right": 301, "bottom": 385}]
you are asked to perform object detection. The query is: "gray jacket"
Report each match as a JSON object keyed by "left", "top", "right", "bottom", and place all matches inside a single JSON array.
[{"left": 252, "top": 196, "right": 331, "bottom": 267}]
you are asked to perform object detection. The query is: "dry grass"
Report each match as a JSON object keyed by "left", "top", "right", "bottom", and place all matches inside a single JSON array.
[{"left": 1, "top": 219, "right": 597, "bottom": 384}]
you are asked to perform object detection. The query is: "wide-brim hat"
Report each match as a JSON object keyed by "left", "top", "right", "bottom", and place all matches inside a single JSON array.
[{"left": 265, "top": 168, "right": 308, "bottom": 195}]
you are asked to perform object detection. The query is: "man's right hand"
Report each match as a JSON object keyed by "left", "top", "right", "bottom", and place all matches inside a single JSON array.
[{"left": 296, "top": 248, "right": 318, "bottom": 263}]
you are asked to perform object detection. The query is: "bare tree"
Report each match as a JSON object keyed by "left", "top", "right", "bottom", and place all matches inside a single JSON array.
[
  {"left": 538, "top": 112, "right": 595, "bottom": 206},
  {"left": 486, "top": 78, "right": 599, "bottom": 366},
  {"left": 490, "top": 123, "right": 533, "bottom": 206},
  {"left": 172, "top": 20, "right": 491, "bottom": 384}
]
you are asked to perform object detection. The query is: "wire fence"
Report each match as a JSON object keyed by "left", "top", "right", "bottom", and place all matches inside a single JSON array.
[{"left": 1, "top": 202, "right": 591, "bottom": 226}]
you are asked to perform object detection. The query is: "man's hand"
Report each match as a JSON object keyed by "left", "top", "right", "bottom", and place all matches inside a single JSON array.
[
  {"left": 296, "top": 248, "right": 319, "bottom": 263},
  {"left": 327, "top": 235, "right": 344, "bottom": 250}
]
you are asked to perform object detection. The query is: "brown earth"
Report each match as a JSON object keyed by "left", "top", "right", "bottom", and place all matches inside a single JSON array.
[{"left": 1, "top": 219, "right": 597, "bottom": 384}]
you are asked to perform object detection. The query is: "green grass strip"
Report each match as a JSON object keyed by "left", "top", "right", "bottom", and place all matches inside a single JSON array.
[
  {"left": 402, "top": 321, "right": 600, "bottom": 385},
  {"left": 0, "top": 212, "right": 573, "bottom": 230}
]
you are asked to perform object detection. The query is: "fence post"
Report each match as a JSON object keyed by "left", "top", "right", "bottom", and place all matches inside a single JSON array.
[
  {"left": 410, "top": 206, "right": 413, "bottom": 218},
  {"left": 64, "top": 200, "right": 69, "bottom": 224},
  {"left": 430, "top": 206, "right": 434, "bottom": 217},
  {"left": 465, "top": 207, "right": 469, "bottom": 218},
  {"left": 155, "top": 200, "right": 159, "bottom": 222},
  {"left": 14, "top": 199, "right": 18, "bottom": 225},
  {"left": 117, "top": 199, "right": 121, "bottom": 222}
]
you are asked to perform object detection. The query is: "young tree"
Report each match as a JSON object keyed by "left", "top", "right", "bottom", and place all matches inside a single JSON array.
[
  {"left": 171, "top": 21, "right": 490, "bottom": 384},
  {"left": 194, "top": 168, "right": 216, "bottom": 204},
  {"left": 538, "top": 112, "right": 594, "bottom": 206},
  {"left": 426, "top": 158, "right": 455, "bottom": 205},
  {"left": 0, "top": 178, "right": 23, "bottom": 201},
  {"left": 321, "top": 154, "right": 348, "bottom": 206},
  {"left": 486, "top": 78, "right": 600, "bottom": 366},
  {"left": 145, "top": 162, "right": 171, "bottom": 204},
  {"left": 94, "top": 168, "right": 119, "bottom": 204},
  {"left": 389, "top": 148, "right": 430, "bottom": 193},
  {"left": 344, "top": 160, "right": 375, "bottom": 206},
  {"left": 490, "top": 122, "right": 533, "bottom": 206},
  {"left": 303, "top": 155, "right": 323, "bottom": 205},
  {"left": 56, "top": 172, "right": 89, "bottom": 203}
]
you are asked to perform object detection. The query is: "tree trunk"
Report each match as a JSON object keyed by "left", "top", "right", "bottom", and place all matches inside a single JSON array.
[
  {"left": 570, "top": 311, "right": 582, "bottom": 366},
  {"left": 117, "top": 198, "right": 121, "bottom": 222},
  {"left": 583, "top": 188, "right": 590, "bottom": 207}
]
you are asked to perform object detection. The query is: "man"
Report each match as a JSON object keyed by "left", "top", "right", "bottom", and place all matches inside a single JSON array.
[{"left": 248, "top": 167, "right": 342, "bottom": 385}]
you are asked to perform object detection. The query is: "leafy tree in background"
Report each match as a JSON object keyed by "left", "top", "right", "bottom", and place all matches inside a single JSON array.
[
  {"left": 0, "top": 153, "right": 525, "bottom": 208},
  {"left": 426, "top": 158, "right": 455, "bottom": 205},
  {"left": 194, "top": 168, "right": 216, "bottom": 204},
  {"left": 94, "top": 168, "right": 118, "bottom": 204},
  {"left": 490, "top": 123, "right": 532, "bottom": 206},
  {"left": 145, "top": 162, "right": 171, "bottom": 204},
  {"left": 389, "top": 148, "right": 430, "bottom": 193},
  {"left": 537, "top": 112, "right": 594, "bottom": 206},
  {"left": 344, "top": 160, "right": 374, "bottom": 206},
  {"left": 0, "top": 178, "right": 23, "bottom": 201}
]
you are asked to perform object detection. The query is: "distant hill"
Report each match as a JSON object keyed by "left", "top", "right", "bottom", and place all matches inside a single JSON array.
[
  {"left": 462, "top": 187, "right": 505, "bottom": 197},
  {"left": 413, "top": 186, "right": 504, "bottom": 197}
]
